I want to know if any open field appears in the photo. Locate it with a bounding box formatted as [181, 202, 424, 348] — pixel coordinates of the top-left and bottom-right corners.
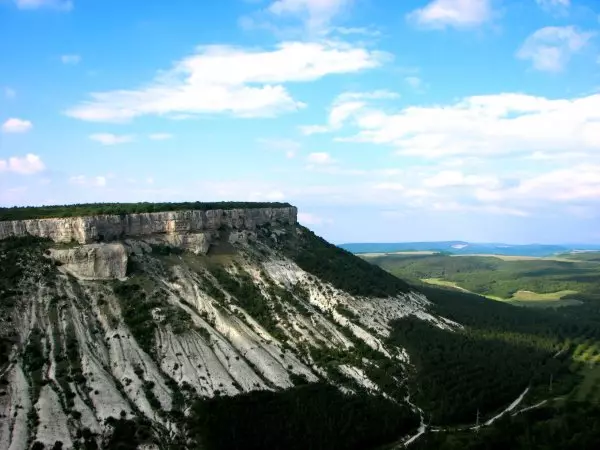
[421, 279, 579, 307]
[453, 254, 579, 262]
[511, 289, 578, 301]
[366, 252, 600, 308]
[574, 364, 600, 403]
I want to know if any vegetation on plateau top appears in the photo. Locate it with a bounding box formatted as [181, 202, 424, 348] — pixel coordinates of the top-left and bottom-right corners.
[0, 201, 293, 221]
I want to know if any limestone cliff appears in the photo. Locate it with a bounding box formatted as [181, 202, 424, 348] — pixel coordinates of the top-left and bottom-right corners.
[0, 206, 297, 244]
[0, 207, 455, 450]
[48, 243, 128, 280]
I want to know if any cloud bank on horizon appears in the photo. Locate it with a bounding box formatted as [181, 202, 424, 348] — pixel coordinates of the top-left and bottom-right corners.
[1, 0, 599, 244]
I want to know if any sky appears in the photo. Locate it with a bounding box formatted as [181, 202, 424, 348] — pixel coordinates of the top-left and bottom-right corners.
[1, 0, 600, 245]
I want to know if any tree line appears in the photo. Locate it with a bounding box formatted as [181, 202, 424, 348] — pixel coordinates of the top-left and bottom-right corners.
[0, 201, 293, 221]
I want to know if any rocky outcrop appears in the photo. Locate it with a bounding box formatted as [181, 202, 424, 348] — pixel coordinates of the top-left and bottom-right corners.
[0, 207, 297, 244]
[49, 243, 128, 280]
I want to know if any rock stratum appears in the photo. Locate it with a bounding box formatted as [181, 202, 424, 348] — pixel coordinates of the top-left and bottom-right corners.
[0, 205, 456, 450]
[0, 206, 297, 245]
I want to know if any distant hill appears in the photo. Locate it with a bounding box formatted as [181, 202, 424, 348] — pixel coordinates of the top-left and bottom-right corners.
[339, 241, 600, 257]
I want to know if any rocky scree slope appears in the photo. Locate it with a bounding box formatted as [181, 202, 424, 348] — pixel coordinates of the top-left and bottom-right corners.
[0, 206, 455, 450]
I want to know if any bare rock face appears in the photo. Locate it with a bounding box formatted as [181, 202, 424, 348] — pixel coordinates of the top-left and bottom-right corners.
[49, 243, 128, 280]
[0, 207, 297, 244]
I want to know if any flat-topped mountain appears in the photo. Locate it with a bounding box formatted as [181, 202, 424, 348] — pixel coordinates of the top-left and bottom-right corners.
[0, 202, 451, 450]
[0, 202, 296, 245]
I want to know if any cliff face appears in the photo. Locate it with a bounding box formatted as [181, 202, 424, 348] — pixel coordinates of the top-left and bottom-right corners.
[48, 243, 128, 280]
[0, 206, 297, 244]
[0, 209, 453, 450]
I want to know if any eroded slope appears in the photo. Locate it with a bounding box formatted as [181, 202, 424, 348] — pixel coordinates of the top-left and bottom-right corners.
[0, 223, 453, 450]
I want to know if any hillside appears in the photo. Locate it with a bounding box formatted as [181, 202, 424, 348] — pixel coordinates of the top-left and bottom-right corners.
[0, 204, 445, 450]
[364, 252, 600, 307]
[3, 204, 600, 450]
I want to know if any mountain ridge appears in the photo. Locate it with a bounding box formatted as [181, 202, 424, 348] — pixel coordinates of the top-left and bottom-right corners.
[0, 203, 450, 450]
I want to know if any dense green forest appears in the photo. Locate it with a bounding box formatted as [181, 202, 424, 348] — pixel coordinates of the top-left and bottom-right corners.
[365, 252, 600, 303]
[0, 201, 292, 221]
[277, 226, 411, 297]
[413, 400, 600, 450]
[186, 383, 417, 450]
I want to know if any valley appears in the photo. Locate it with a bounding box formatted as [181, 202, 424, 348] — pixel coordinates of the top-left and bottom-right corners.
[363, 251, 600, 308]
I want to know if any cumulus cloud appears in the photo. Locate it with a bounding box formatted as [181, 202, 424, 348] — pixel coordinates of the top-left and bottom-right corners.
[307, 152, 334, 164]
[66, 41, 387, 123]
[69, 175, 107, 187]
[61, 54, 81, 65]
[517, 26, 594, 72]
[13, 0, 72, 10]
[269, 0, 353, 28]
[2, 118, 32, 133]
[258, 138, 301, 158]
[241, 0, 355, 33]
[407, 0, 493, 29]
[430, 201, 529, 217]
[89, 133, 134, 145]
[322, 92, 600, 159]
[475, 164, 600, 203]
[300, 90, 397, 134]
[0, 154, 45, 175]
[535, 0, 570, 15]
[423, 170, 500, 189]
[298, 212, 333, 225]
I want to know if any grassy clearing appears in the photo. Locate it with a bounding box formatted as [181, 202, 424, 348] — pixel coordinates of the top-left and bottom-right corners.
[511, 290, 579, 301]
[422, 278, 468, 291]
[452, 254, 578, 262]
[421, 279, 580, 308]
[422, 278, 504, 301]
[574, 364, 600, 403]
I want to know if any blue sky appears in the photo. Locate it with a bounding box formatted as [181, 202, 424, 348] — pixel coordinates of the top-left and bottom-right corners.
[1, 0, 600, 245]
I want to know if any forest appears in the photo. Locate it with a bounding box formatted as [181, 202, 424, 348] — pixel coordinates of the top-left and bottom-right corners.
[186, 383, 417, 450]
[365, 252, 600, 304]
[0, 201, 292, 221]
[413, 400, 600, 450]
[278, 226, 411, 297]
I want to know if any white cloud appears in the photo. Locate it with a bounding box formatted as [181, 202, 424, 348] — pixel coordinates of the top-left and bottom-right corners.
[66, 41, 387, 123]
[69, 175, 107, 187]
[405, 76, 423, 89]
[4, 88, 16, 99]
[300, 90, 397, 134]
[267, 0, 353, 31]
[430, 201, 529, 217]
[0, 154, 45, 175]
[148, 133, 172, 141]
[1, 118, 32, 133]
[517, 26, 594, 72]
[307, 152, 334, 164]
[258, 138, 301, 158]
[332, 26, 381, 37]
[327, 92, 600, 159]
[475, 164, 600, 203]
[13, 0, 72, 11]
[89, 133, 134, 145]
[61, 54, 81, 65]
[423, 170, 500, 188]
[373, 182, 405, 191]
[408, 0, 493, 29]
[298, 212, 333, 225]
[535, 0, 570, 15]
